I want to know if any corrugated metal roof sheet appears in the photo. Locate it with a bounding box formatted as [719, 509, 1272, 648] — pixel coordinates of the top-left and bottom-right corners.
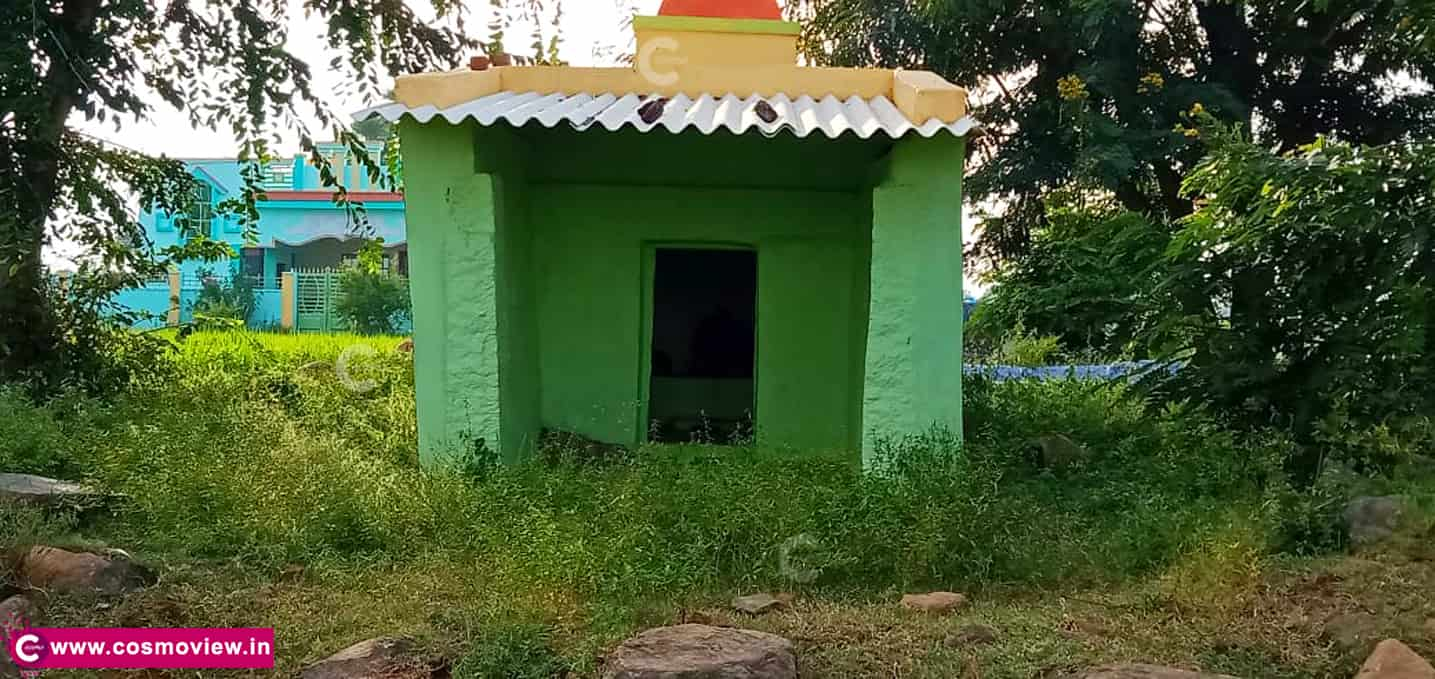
[354, 91, 978, 140]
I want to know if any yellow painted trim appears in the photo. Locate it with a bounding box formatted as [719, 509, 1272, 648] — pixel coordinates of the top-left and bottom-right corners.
[166, 268, 181, 327]
[394, 68, 502, 109]
[391, 65, 966, 124]
[635, 28, 797, 67]
[280, 272, 296, 330]
[632, 15, 801, 36]
[492, 65, 891, 100]
[893, 70, 968, 124]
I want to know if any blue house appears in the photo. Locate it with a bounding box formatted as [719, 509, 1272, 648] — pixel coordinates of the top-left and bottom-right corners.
[118, 142, 407, 329]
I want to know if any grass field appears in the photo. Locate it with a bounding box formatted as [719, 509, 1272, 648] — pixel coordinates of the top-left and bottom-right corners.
[3, 330, 1434, 677]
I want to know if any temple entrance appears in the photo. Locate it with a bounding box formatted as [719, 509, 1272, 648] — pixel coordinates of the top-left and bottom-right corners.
[647, 247, 757, 444]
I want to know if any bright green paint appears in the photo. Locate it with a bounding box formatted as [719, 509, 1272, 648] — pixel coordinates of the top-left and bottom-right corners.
[631, 15, 802, 36]
[529, 184, 867, 452]
[862, 135, 966, 465]
[399, 120, 966, 466]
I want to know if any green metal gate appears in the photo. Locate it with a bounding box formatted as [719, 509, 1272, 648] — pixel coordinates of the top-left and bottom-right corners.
[295, 270, 346, 333]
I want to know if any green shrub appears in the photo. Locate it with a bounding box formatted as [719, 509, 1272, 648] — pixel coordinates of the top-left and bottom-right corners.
[451, 624, 572, 679]
[190, 269, 257, 328]
[0, 389, 102, 479]
[335, 240, 411, 335]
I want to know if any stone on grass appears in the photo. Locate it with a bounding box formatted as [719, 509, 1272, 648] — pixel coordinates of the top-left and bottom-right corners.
[1028, 434, 1089, 470]
[1344, 497, 1405, 546]
[1, 595, 40, 678]
[18, 546, 151, 596]
[0, 594, 38, 630]
[900, 591, 968, 614]
[301, 637, 432, 679]
[603, 624, 797, 679]
[944, 624, 998, 647]
[732, 593, 785, 616]
[1063, 664, 1241, 678]
[0, 473, 99, 507]
[1355, 640, 1435, 679]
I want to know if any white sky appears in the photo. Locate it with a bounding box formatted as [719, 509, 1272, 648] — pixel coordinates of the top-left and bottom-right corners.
[77, 0, 664, 157]
[68, 0, 984, 292]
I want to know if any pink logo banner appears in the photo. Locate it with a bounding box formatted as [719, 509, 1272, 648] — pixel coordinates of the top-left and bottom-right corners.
[6, 628, 275, 670]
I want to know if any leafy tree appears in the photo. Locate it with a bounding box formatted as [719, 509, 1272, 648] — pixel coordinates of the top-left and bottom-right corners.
[1160, 120, 1435, 478]
[793, 0, 1435, 264]
[966, 196, 1177, 357]
[0, 0, 478, 388]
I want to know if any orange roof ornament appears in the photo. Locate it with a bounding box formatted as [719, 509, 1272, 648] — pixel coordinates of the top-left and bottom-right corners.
[657, 0, 782, 20]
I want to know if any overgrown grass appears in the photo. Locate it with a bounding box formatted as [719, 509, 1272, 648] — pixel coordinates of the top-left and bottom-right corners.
[2, 329, 1429, 676]
[3, 331, 1320, 590]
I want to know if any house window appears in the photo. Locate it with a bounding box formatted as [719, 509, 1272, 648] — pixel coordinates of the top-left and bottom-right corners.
[263, 163, 295, 190]
[241, 248, 265, 285]
[179, 182, 215, 237]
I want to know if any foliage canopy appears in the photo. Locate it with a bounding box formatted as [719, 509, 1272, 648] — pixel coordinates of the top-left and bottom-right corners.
[795, 0, 1435, 264]
[0, 0, 475, 388]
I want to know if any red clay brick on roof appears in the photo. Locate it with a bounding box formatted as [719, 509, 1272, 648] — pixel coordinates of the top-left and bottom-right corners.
[261, 190, 403, 203]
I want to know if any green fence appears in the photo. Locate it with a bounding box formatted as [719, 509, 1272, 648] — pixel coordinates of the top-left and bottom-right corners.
[295, 270, 347, 333]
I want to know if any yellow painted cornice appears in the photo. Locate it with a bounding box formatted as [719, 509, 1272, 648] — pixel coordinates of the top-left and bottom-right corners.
[393, 65, 968, 125]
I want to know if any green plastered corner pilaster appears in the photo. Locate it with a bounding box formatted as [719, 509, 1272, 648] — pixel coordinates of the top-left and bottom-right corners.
[399, 119, 508, 465]
[862, 134, 966, 466]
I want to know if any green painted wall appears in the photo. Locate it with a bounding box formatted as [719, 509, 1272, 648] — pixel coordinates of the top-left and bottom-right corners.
[861, 135, 966, 464]
[528, 184, 868, 452]
[400, 121, 533, 464]
[399, 120, 966, 466]
[481, 128, 543, 463]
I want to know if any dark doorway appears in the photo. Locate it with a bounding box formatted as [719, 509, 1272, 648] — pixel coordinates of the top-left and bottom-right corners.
[648, 248, 757, 444]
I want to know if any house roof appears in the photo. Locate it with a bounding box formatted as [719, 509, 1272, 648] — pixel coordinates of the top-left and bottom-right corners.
[261, 190, 403, 203]
[355, 90, 977, 140]
[371, 3, 974, 137]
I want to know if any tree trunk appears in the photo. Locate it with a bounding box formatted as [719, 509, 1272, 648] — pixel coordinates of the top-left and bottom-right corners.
[0, 214, 57, 383]
[0, 0, 101, 385]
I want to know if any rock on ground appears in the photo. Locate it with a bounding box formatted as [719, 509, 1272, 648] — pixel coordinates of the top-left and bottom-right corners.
[1355, 640, 1435, 679]
[900, 591, 968, 614]
[17, 546, 151, 596]
[603, 624, 797, 679]
[1062, 664, 1241, 678]
[1028, 434, 1089, 470]
[1, 595, 40, 677]
[0, 473, 99, 507]
[0, 594, 38, 629]
[732, 593, 785, 616]
[301, 637, 434, 679]
[1344, 496, 1405, 546]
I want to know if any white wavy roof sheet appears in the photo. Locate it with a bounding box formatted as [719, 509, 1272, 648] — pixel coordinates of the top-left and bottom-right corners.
[355, 91, 978, 140]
